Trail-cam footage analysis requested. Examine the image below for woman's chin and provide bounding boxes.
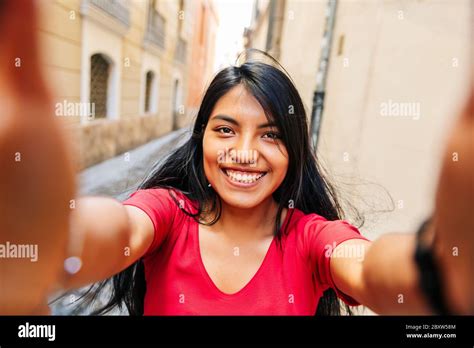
[218,192,266,210]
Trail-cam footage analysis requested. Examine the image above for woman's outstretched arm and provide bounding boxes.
[331,236,432,314]
[59,198,155,291]
[330,88,474,315]
[0,0,155,314]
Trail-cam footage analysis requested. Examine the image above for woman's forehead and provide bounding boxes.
[210,85,273,126]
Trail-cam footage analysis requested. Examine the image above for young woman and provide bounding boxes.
[59,56,472,316]
[0,0,472,316]
[76,57,371,316]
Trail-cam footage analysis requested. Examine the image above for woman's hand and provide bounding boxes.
[0,0,76,314]
[433,87,474,314]
[334,90,474,315]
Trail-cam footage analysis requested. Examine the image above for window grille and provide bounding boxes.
[144,71,154,113]
[90,54,110,119]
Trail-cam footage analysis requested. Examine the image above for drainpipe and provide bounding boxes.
[310,0,338,150]
[265,0,277,52]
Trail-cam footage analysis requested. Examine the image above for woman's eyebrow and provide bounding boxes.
[211,114,239,125]
[210,114,277,128]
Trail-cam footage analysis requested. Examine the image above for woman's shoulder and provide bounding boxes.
[287,208,367,261]
[287,208,361,238]
[129,186,180,198]
[128,186,189,203]
[123,187,198,216]
[286,208,328,229]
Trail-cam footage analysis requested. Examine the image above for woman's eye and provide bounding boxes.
[263,132,281,140]
[216,127,233,134]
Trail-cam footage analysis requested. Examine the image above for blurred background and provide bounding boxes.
[37,0,472,314]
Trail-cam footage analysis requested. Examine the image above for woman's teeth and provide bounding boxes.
[224,169,266,184]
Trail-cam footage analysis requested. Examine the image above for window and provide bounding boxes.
[140,52,161,116]
[145,0,166,49]
[144,71,155,113]
[90,54,110,119]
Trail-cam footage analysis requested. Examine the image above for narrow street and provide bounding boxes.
[79,127,189,199]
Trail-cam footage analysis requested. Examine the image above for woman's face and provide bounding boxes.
[203,84,289,209]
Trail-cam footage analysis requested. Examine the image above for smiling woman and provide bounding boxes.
[67,51,366,316]
[1,0,472,319]
[203,84,289,209]
[57,50,473,316]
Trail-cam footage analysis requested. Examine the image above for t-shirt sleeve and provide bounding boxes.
[299,214,370,306]
[122,188,178,257]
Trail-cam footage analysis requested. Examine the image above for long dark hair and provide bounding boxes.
[73,50,363,316]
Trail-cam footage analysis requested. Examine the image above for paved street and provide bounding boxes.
[79,127,189,199]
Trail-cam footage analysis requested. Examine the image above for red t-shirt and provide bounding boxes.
[122,188,369,315]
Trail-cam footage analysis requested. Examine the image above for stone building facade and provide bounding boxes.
[38,0,218,169]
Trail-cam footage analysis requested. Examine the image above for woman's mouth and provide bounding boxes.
[220,168,267,186]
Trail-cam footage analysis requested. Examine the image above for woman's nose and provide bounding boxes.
[230,134,259,166]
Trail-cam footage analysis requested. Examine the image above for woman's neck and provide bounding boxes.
[205,198,283,242]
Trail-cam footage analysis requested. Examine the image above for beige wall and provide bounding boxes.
[279,0,327,112]
[317,0,471,238]
[246,0,471,239]
[38,0,82,127]
[186,0,219,124]
[247,0,270,51]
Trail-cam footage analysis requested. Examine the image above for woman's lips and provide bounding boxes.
[220,168,267,187]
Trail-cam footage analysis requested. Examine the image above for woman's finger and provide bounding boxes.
[0,0,49,101]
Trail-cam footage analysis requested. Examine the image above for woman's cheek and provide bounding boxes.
[256,147,287,192]
[203,135,223,177]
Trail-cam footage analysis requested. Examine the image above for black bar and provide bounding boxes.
[0,316,473,346]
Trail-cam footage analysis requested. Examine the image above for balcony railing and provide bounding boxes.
[174,37,187,64]
[84,0,130,28]
[145,8,166,49]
